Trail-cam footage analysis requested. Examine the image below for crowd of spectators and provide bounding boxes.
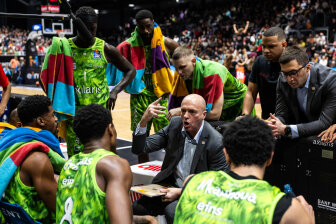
[105,0,336,72]
[0,26,51,84]
[0,0,335,81]
[0,26,51,56]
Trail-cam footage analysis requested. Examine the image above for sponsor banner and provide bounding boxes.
[312,139,334,148]
[41,5,48,13]
[131,161,162,177]
[48,5,60,13]
[41,0,59,13]
[24,67,40,84]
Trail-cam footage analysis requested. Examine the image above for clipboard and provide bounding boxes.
[130,184,168,197]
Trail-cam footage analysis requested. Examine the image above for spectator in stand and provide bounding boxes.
[256,33,263,55]
[329,59,336,68]
[3,64,11,82]
[9,56,19,75]
[319,54,328,66]
[312,53,319,63]
[233,21,249,50]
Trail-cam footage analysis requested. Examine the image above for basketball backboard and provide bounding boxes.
[41,13,73,35]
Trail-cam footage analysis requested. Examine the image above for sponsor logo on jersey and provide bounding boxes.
[93,49,101,59]
[75,85,102,94]
[196,178,257,204]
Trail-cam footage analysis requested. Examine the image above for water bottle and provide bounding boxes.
[284,184,296,198]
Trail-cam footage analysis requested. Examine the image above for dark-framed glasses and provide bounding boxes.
[281,63,308,78]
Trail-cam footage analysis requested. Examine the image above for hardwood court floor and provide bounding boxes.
[12,86,262,141]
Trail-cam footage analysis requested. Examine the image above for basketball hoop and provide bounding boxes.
[41,13,73,36]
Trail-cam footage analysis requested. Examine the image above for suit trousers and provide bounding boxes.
[132,196,178,224]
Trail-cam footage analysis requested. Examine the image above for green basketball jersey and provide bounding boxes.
[66,37,109,157]
[219,63,247,121]
[174,171,285,224]
[1,169,55,223]
[56,149,117,224]
[222,66,247,109]
[68,37,109,108]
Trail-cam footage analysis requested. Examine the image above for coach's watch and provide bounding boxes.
[284,125,292,137]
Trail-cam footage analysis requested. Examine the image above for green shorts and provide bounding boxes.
[130,93,169,134]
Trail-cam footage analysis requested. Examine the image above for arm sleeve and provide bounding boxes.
[134,123,147,135]
[289,125,299,138]
[297,75,336,137]
[132,118,172,155]
[275,78,289,124]
[0,64,9,87]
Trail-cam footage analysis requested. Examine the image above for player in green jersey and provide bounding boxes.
[127,9,179,163]
[66,6,136,157]
[57,104,157,224]
[1,95,66,223]
[72,6,135,110]
[174,116,315,224]
[169,46,253,122]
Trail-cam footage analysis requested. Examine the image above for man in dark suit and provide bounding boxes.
[132,94,228,224]
[267,46,336,138]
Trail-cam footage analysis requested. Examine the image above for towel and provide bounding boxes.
[0,122,16,138]
[0,127,66,196]
[40,37,75,122]
[106,23,173,97]
[169,58,225,114]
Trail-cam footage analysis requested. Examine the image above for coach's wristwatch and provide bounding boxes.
[284,125,292,137]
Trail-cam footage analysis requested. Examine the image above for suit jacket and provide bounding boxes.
[276,63,336,137]
[132,117,228,186]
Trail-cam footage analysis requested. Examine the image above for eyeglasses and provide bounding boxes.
[281,63,308,78]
